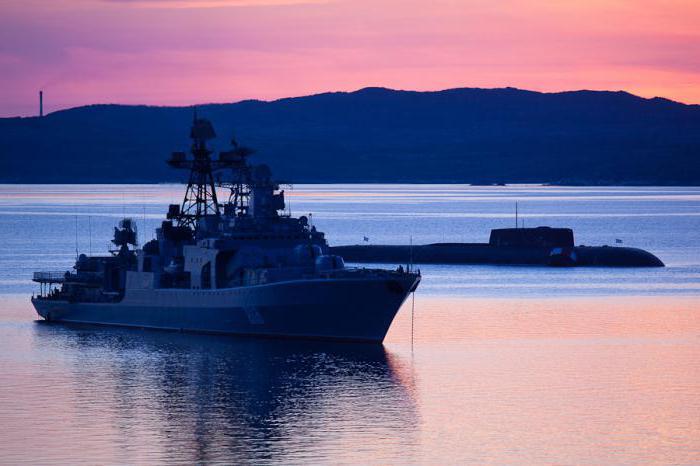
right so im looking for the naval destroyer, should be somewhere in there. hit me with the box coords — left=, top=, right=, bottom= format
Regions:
left=31, top=117, right=420, bottom=342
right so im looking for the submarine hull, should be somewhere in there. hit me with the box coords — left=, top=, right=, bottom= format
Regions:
left=32, top=275, right=420, bottom=343
left=330, top=244, right=664, bottom=267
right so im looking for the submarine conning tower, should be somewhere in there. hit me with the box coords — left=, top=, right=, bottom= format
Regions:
left=489, top=226, right=574, bottom=248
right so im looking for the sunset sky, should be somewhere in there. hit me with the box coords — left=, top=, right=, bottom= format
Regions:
left=1, top=0, right=699, bottom=117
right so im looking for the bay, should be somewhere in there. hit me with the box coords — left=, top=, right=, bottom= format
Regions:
left=0, top=184, right=698, bottom=464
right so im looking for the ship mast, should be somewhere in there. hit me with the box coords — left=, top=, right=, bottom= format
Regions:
left=219, top=134, right=254, bottom=216
left=166, top=112, right=257, bottom=229
left=167, top=113, right=221, bottom=229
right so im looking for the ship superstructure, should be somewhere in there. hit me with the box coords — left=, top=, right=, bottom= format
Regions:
left=31, top=116, right=420, bottom=342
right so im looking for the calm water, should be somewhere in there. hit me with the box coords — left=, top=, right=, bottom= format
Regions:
left=1, top=184, right=699, bottom=464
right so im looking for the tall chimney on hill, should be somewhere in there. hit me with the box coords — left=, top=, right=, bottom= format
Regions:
left=39, top=91, right=43, bottom=117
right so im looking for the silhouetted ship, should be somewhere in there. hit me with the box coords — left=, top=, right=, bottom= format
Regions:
left=332, top=226, right=664, bottom=267
left=31, top=117, right=420, bottom=342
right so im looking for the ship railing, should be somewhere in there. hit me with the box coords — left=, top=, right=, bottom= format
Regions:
left=32, top=271, right=68, bottom=283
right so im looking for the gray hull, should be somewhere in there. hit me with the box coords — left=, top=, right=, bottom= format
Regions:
left=32, top=276, right=419, bottom=343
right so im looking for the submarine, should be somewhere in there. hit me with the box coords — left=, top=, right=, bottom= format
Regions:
left=330, top=226, right=664, bottom=267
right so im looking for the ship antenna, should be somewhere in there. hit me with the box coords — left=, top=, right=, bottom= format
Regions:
left=74, top=214, right=79, bottom=260
left=142, top=200, right=147, bottom=246
left=411, top=290, right=415, bottom=349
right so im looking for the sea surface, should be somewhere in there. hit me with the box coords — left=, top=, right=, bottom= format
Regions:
left=0, top=184, right=699, bottom=464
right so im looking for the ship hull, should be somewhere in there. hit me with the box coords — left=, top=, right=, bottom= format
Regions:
left=330, top=244, right=665, bottom=267
left=31, top=276, right=419, bottom=343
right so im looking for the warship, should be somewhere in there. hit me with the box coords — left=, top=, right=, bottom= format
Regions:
left=31, top=117, right=420, bottom=343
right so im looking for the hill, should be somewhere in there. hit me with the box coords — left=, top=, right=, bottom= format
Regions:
left=1, top=87, right=699, bottom=184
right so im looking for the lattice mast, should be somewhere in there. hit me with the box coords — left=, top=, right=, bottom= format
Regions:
left=219, top=134, right=255, bottom=217
left=167, top=114, right=220, bottom=229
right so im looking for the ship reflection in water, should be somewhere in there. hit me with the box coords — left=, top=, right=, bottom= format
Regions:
left=0, top=295, right=698, bottom=463
left=17, top=320, right=418, bottom=464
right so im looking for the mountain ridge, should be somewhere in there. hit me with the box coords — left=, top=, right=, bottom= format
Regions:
left=1, top=86, right=699, bottom=184
left=14, top=86, right=698, bottom=120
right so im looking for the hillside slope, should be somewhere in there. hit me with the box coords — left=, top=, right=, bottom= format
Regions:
left=1, top=87, right=699, bottom=184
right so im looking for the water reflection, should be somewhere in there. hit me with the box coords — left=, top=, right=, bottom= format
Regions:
left=29, top=323, right=418, bottom=464
left=1, top=295, right=697, bottom=464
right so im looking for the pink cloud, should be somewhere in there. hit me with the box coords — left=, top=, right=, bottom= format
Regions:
left=101, top=0, right=330, bottom=8
left=1, top=0, right=699, bottom=116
